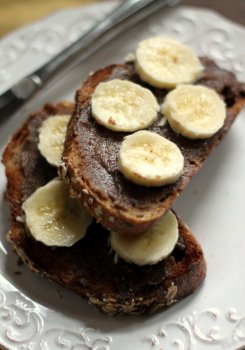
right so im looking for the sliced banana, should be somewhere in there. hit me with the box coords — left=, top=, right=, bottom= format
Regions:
left=118, top=130, right=184, bottom=187
left=135, top=36, right=203, bottom=88
left=38, top=115, right=70, bottom=167
left=110, top=210, right=178, bottom=266
left=22, top=179, right=92, bottom=247
left=162, top=84, right=226, bottom=139
left=91, top=79, right=159, bottom=132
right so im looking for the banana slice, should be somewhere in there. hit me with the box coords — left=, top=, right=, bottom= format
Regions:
left=22, top=179, right=92, bottom=247
left=91, top=79, right=159, bottom=132
left=135, top=36, right=203, bottom=88
left=110, top=210, right=178, bottom=266
left=38, top=115, right=70, bottom=167
left=162, top=84, right=226, bottom=139
left=118, top=130, right=184, bottom=187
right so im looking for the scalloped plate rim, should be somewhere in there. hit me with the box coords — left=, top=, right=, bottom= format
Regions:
left=0, top=3, right=245, bottom=350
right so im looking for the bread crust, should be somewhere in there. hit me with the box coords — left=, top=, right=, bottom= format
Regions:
left=61, top=58, right=245, bottom=236
left=2, top=102, right=206, bottom=315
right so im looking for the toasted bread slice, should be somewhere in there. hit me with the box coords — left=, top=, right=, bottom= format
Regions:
left=2, top=102, right=206, bottom=315
left=61, top=58, right=245, bottom=236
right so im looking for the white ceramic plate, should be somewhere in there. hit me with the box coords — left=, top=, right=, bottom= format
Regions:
left=0, top=3, right=245, bottom=350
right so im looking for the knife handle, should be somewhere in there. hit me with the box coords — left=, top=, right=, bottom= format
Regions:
left=36, top=0, right=176, bottom=84
left=0, top=0, right=179, bottom=122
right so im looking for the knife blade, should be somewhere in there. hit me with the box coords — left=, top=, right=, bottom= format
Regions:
left=0, top=0, right=180, bottom=122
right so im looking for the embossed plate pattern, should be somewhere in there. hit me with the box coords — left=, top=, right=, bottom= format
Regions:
left=0, top=3, right=245, bottom=350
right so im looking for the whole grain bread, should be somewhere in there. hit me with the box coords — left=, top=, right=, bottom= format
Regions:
left=2, top=102, right=206, bottom=315
left=61, top=58, right=245, bottom=236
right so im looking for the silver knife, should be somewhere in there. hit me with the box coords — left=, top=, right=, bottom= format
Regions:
left=0, top=0, right=180, bottom=122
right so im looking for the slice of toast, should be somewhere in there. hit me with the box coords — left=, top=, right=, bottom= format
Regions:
left=61, top=57, right=245, bottom=236
left=2, top=102, right=206, bottom=315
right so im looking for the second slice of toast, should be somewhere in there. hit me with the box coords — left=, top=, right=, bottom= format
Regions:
left=2, top=102, right=206, bottom=315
